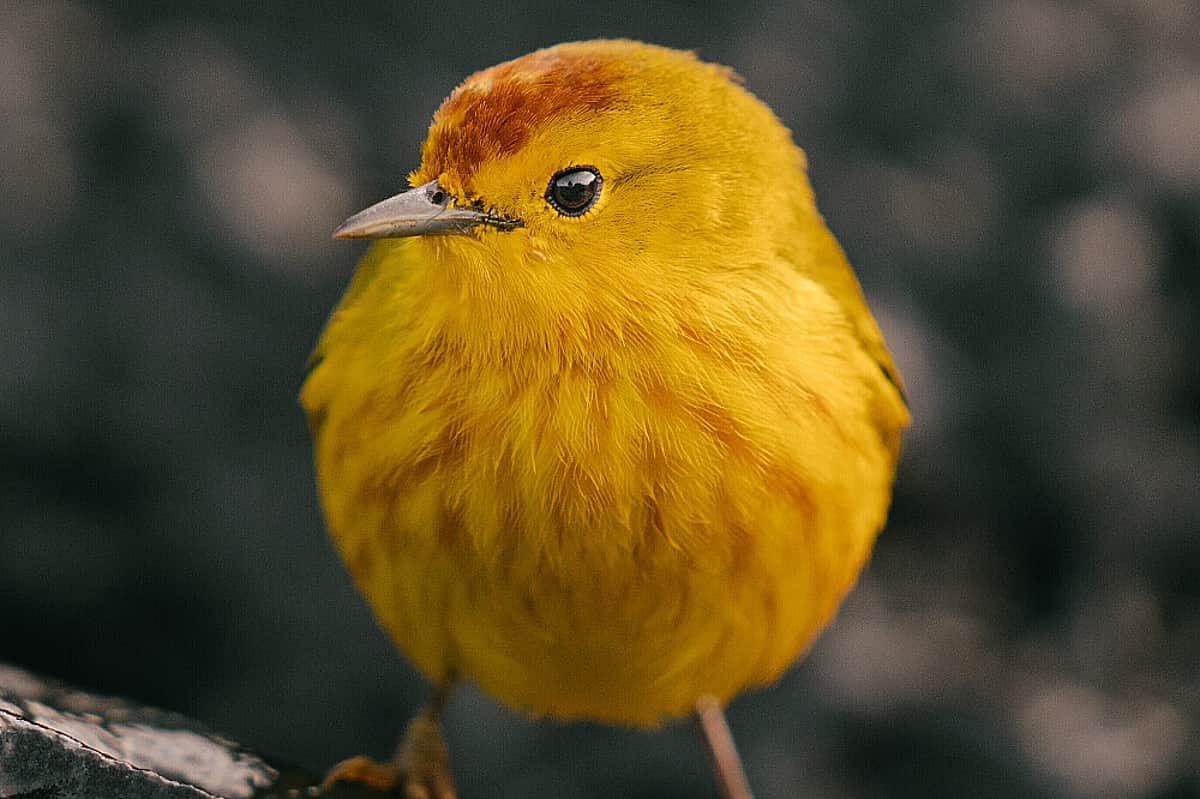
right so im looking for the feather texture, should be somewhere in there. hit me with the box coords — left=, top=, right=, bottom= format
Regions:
left=302, top=40, right=908, bottom=725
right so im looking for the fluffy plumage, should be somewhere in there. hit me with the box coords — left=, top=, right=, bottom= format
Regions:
left=302, top=40, right=908, bottom=725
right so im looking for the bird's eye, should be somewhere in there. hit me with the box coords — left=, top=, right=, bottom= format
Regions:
left=546, top=166, right=602, bottom=216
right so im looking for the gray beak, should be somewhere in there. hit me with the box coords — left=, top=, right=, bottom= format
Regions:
left=332, top=180, right=521, bottom=239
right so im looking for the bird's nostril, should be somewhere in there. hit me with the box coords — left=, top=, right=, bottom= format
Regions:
left=430, top=189, right=447, bottom=206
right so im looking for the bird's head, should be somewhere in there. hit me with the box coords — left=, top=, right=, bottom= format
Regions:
left=334, top=40, right=827, bottom=348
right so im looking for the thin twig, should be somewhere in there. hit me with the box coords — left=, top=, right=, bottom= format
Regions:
left=694, top=695, right=756, bottom=799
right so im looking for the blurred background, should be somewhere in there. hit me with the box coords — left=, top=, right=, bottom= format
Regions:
left=2, top=1, right=1198, bottom=797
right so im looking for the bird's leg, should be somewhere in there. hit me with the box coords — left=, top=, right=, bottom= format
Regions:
left=323, top=680, right=457, bottom=799
left=694, top=694, right=756, bottom=799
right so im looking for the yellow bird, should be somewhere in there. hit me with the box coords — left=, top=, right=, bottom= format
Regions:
left=302, top=39, right=908, bottom=798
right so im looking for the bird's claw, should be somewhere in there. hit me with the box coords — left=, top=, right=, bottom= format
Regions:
left=322, top=754, right=456, bottom=799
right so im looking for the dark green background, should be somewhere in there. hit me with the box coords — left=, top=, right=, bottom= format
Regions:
left=3, top=2, right=1198, bottom=797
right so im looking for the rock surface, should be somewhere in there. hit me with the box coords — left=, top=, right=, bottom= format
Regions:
left=0, top=663, right=337, bottom=799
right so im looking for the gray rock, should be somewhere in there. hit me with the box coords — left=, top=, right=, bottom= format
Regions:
left=0, top=663, right=325, bottom=799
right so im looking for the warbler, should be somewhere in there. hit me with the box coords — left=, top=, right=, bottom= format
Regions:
left=302, top=39, right=908, bottom=798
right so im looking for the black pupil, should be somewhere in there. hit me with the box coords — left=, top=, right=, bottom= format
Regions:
left=553, top=170, right=598, bottom=210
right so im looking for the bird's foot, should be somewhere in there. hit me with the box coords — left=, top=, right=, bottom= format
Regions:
left=322, top=755, right=456, bottom=799
left=322, top=710, right=456, bottom=799
left=323, top=755, right=403, bottom=794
